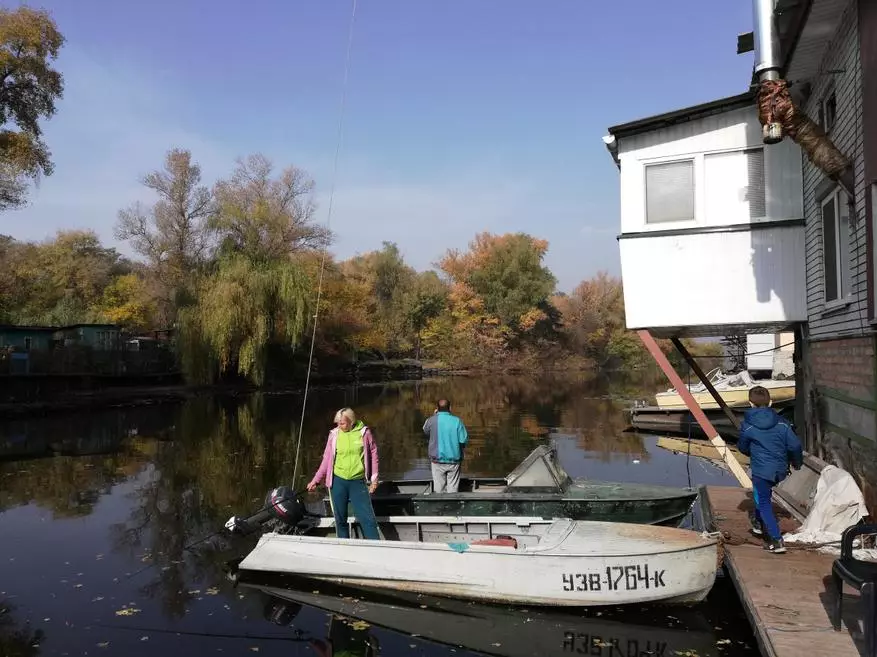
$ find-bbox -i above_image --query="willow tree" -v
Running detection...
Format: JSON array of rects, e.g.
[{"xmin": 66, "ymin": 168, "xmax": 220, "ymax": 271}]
[
  {"xmin": 179, "ymin": 255, "xmax": 311, "ymax": 384},
  {"xmin": 179, "ymin": 154, "xmax": 326, "ymax": 385}
]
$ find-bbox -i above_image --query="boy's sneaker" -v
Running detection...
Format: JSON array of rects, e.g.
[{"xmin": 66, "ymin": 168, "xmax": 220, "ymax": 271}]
[
  {"xmin": 748, "ymin": 511, "xmax": 763, "ymax": 536},
  {"xmin": 765, "ymin": 538, "xmax": 786, "ymax": 554}
]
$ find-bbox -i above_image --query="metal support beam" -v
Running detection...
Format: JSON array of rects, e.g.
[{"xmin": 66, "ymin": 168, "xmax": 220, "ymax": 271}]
[
  {"xmin": 638, "ymin": 330, "xmax": 752, "ymax": 489},
  {"xmin": 670, "ymin": 337, "xmax": 741, "ymax": 430}
]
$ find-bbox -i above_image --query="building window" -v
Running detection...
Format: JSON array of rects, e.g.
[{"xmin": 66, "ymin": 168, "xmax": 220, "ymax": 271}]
[
  {"xmin": 704, "ymin": 148, "xmax": 766, "ymax": 222},
  {"xmin": 821, "ymin": 188, "xmax": 851, "ymax": 304},
  {"xmin": 24, "ymin": 337, "xmax": 32, "ymax": 350},
  {"xmin": 820, "ymin": 91, "xmax": 837, "ymax": 133},
  {"xmin": 645, "ymin": 160, "xmax": 695, "ymax": 224}
]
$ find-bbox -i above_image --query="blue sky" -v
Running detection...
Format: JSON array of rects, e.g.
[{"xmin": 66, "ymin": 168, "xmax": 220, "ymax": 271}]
[{"xmin": 7, "ymin": 0, "xmax": 754, "ymax": 291}]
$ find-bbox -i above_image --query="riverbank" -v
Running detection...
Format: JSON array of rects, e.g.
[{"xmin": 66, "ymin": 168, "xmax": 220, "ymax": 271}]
[{"xmin": 0, "ymin": 360, "xmax": 435, "ymax": 420}]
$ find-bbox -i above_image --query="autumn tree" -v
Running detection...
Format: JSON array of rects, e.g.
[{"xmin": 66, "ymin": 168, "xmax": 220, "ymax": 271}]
[
  {"xmin": 115, "ymin": 148, "xmax": 214, "ymax": 323},
  {"xmin": 211, "ymin": 154, "xmax": 330, "ymax": 261},
  {"xmin": 555, "ymin": 271, "xmax": 635, "ymax": 368},
  {"xmin": 100, "ymin": 273, "xmax": 156, "ymax": 332},
  {"xmin": 442, "ymin": 232, "xmax": 556, "ymax": 332},
  {"xmin": 0, "ymin": 231, "xmax": 128, "ymax": 325},
  {"xmin": 423, "ymin": 232, "xmax": 557, "ymax": 366},
  {"xmin": 0, "ymin": 7, "xmax": 64, "ymax": 210}
]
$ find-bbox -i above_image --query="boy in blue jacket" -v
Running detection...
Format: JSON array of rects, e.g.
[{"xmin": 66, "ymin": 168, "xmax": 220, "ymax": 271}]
[{"xmin": 738, "ymin": 385, "xmax": 804, "ymax": 554}]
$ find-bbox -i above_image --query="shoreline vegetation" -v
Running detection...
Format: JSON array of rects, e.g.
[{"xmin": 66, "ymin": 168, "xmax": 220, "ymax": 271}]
[{"xmin": 1, "ymin": 150, "xmax": 723, "ymax": 404}]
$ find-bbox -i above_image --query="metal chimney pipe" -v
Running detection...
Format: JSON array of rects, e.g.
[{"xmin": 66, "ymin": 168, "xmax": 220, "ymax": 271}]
[{"xmin": 752, "ymin": 0, "xmax": 784, "ymax": 143}]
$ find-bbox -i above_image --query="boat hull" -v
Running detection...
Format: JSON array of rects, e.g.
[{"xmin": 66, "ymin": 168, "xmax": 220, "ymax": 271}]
[
  {"xmin": 323, "ymin": 480, "xmax": 699, "ymax": 527},
  {"xmin": 237, "ymin": 518, "xmax": 718, "ymax": 607},
  {"xmin": 654, "ymin": 383, "xmax": 795, "ymax": 410}
]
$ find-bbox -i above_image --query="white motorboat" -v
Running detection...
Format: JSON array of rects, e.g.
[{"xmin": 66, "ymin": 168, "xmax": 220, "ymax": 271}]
[{"xmin": 233, "ymin": 513, "xmax": 719, "ymax": 607}]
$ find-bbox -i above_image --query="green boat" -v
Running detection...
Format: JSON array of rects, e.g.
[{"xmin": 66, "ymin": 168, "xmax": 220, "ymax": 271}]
[{"xmin": 319, "ymin": 445, "xmax": 698, "ymax": 526}]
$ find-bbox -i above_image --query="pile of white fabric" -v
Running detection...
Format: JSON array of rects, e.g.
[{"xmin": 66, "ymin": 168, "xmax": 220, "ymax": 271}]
[{"xmin": 783, "ymin": 465, "xmax": 877, "ymax": 558}]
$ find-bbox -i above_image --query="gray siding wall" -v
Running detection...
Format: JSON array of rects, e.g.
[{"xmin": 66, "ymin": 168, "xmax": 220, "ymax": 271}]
[{"xmin": 803, "ymin": 0, "xmax": 870, "ymax": 338}]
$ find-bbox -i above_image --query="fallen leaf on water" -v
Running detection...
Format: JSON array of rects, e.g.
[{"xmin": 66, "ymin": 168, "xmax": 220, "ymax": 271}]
[
  {"xmin": 349, "ymin": 621, "xmax": 370, "ymax": 630},
  {"xmin": 249, "ymin": 648, "xmax": 259, "ymax": 652},
  {"xmin": 492, "ymin": 643, "xmax": 501, "ymax": 647},
  {"xmin": 97, "ymin": 642, "xmax": 109, "ymax": 648},
  {"xmin": 140, "ymin": 637, "xmax": 149, "ymax": 642},
  {"xmin": 91, "ymin": 597, "xmax": 104, "ymax": 602},
  {"xmin": 205, "ymin": 587, "xmax": 219, "ymax": 595},
  {"xmin": 115, "ymin": 608, "xmax": 141, "ymax": 616},
  {"xmin": 74, "ymin": 584, "xmax": 83, "ymax": 589},
  {"xmin": 419, "ymin": 605, "xmax": 427, "ymax": 609},
  {"xmin": 43, "ymin": 618, "xmax": 50, "ymax": 622},
  {"xmin": 717, "ymin": 639, "xmax": 731, "ymax": 645},
  {"xmin": 188, "ymin": 590, "xmax": 201, "ymax": 595}
]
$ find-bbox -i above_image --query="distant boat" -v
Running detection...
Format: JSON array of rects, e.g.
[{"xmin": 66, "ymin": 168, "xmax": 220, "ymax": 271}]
[
  {"xmin": 233, "ymin": 514, "xmax": 719, "ymax": 607},
  {"xmin": 319, "ymin": 445, "xmax": 698, "ymax": 527},
  {"xmin": 654, "ymin": 368, "xmax": 795, "ymax": 410},
  {"xmin": 240, "ymin": 575, "xmax": 723, "ymax": 657}
]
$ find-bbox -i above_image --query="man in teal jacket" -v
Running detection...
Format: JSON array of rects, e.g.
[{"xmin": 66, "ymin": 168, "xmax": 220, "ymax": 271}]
[{"xmin": 422, "ymin": 398, "xmax": 469, "ymax": 493}]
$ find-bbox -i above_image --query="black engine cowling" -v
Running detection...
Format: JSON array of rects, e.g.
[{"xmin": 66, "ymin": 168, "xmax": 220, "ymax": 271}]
[{"xmin": 225, "ymin": 486, "xmax": 308, "ymax": 535}]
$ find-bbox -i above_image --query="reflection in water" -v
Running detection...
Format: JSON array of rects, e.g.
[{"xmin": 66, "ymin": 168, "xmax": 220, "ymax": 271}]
[
  {"xmin": 0, "ymin": 375, "xmax": 752, "ymax": 656},
  {"xmin": 0, "ymin": 599, "xmax": 43, "ymax": 657},
  {"xmin": 244, "ymin": 573, "xmax": 735, "ymax": 657}
]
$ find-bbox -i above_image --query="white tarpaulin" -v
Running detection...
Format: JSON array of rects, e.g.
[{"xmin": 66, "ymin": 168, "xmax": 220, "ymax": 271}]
[{"xmin": 783, "ymin": 465, "xmax": 877, "ymax": 558}]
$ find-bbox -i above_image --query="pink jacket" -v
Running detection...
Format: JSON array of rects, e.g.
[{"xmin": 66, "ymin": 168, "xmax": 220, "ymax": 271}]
[{"xmin": 308, "ymin": 424, "xmax": 379, "ymax": 489}]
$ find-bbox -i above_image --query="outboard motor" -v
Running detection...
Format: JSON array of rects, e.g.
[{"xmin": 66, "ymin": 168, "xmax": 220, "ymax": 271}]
[{"xmin": 225, "ymin": 486, "xmax": 309, "ymax": 536}]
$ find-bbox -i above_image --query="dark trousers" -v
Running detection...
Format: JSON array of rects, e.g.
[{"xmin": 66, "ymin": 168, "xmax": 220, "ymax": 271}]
[
  {"xmin": 752, "ymin": 476, "xmax": 781, "ymax": 540},
  {"xmin": 329, "ymin": 475, "xmax": 380, "ymax": 540}
]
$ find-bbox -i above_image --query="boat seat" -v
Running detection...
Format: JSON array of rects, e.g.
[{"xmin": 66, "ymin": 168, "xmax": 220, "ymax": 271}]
[{"xmin": 471, "ymin": 535, "xmax": 518, "ymax": 549}]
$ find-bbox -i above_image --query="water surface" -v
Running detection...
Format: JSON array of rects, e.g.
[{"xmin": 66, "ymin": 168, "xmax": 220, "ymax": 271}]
[{"xmin": 0, "ymin": 376, "xmax": 756, "ymax": 656}]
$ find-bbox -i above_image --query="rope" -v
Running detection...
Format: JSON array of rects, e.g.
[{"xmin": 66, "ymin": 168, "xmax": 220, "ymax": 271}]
[{"xmin": 292, "ymin": 0, "xmax": 359, "ymax": 488}]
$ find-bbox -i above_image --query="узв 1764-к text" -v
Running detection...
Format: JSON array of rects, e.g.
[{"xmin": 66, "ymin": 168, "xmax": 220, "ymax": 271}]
[{"xmin": 562, "ymin": 564, "xmax": 666, "ymax": 592}]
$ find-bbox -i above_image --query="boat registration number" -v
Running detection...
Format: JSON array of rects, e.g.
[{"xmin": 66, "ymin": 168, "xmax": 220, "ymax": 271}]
[{"xmin": 561, "ymin": 564, "xmax": 666, "ymax": 592}]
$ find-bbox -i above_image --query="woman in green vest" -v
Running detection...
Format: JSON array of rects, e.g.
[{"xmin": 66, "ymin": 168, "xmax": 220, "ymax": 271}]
[{"xmin": 307, "ymin": 407, "xmax": 380, "ymax": 540}]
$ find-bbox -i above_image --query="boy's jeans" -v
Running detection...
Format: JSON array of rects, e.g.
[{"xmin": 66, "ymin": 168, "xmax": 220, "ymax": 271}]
[{"xmin": 752, "ymin": 476, "xmax": 781, "ymax": 540}]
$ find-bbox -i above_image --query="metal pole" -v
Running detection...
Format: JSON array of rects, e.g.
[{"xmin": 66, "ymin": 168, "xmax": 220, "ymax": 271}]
[
  {"xmin": 670, "ymin": 337, "xmax": 741, "ymax": 430},
  {"xmin": 638, "ymin": 330, "xmax": 752, "ymax": 489}
]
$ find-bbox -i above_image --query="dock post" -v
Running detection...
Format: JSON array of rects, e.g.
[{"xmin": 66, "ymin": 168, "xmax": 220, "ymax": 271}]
[
  {"xmin": 670, "ymin": 337, "xmax": 741, "ymax": 430},
  {"xmin": 637, "ymin": 330, "xmax": 752, "ymax": 489}
]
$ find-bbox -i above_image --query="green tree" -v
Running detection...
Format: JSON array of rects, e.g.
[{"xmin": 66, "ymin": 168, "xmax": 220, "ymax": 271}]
[
  {"xmin": 0, "ymin": 7, "xmax": 64, "ymax": 210},
  {"xmin": 178, "ymin": 255, "xmax": 311, "ymax": 385}
]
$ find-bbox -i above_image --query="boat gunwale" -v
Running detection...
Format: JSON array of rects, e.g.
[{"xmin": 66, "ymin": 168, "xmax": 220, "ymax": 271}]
[{"xmin": 245, "ymin": 516, "xmax": 720, "ymax": 559}]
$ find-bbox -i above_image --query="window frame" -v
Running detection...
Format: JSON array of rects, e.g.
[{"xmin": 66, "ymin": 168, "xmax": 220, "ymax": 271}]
[
  {"xmin": 821, "ymin": 187, "xmax": 852, "ymax": 308},
  {"xmin": 643, "ymin": 158, "xmax": 696, "ymax": 226}
]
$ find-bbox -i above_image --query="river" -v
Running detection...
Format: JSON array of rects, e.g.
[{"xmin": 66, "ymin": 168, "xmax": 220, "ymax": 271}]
[{"xmin": 0, "ymin": 375, "xmax": 757, "ymax": 657}]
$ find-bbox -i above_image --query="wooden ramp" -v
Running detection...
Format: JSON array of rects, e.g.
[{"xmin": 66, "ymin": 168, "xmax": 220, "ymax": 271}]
[{"xmin": 705, "ymin": 486, "xmax": 865, "ymax": 657}]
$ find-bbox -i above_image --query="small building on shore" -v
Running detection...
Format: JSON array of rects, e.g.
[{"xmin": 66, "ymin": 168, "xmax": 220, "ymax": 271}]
[{"xmin": 0, "ymin": 325, "xmax": 57, "ymax": 351}]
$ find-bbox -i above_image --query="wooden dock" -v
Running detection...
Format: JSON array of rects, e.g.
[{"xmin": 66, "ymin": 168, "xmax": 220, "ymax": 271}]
[{"xmin": 705, "ymin": 486, "xmax": 864, "ymax": 657}]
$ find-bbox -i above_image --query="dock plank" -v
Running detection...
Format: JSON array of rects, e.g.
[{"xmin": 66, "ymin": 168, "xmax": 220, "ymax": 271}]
[{"xmin": 707, "ymin": 486, "xmax": 864, "ymax": 657}]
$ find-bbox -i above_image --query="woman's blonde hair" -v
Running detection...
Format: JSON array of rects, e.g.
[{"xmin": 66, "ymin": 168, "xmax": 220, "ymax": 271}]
[
  {"xmin": 333, "ymin": 409, "xmax": 343, "ymax": 424},
  {"xmin": 337, "ymin": 407, "xmax": 357, "ymax": 425}
]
